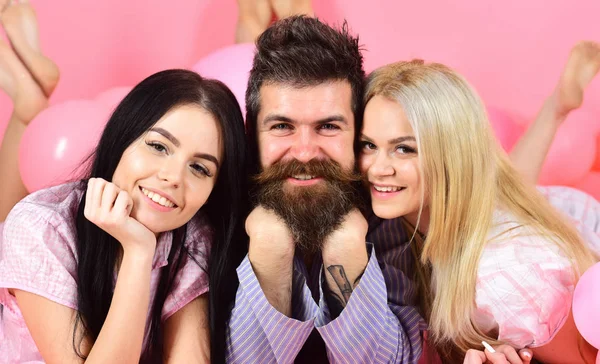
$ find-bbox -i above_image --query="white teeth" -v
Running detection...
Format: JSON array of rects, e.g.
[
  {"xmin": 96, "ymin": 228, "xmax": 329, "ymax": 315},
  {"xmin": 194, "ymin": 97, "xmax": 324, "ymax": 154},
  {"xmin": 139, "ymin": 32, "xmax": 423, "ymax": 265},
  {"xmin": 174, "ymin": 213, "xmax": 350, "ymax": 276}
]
[
  {"xmin": 141, "ymin": 188, "xmax": 175, "ymax": 208},
  {"xmin": 374, "ymin": 185, "xmax": 401, "ymax": 192},
  {"xmin": 293, "ymin": 174, "xmax": 315, "ymax": 181}
]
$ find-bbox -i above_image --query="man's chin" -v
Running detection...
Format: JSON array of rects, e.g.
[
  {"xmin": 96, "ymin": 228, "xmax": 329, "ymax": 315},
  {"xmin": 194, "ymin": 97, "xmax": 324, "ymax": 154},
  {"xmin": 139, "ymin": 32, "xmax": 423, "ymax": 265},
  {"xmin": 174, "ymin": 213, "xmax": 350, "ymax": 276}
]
[
  {"xmin": 259, "ymin": 188, "xmax": 356, "ymax": 254},
  {"xmin": 254, "ymin": 160, "xmax": 363, "ymax": 254}
]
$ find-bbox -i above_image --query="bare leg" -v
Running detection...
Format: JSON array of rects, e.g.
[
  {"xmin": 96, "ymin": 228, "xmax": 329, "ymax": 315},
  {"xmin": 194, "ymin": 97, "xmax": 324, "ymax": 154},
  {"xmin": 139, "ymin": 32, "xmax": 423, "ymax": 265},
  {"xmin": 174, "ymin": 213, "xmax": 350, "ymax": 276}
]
[
  {"xmin": 1, "ymin": 0, "xmax": 59, "ymax": 96},
  {"xmin": 0, "ymin": 39, "xmax": 42, "ymax": 221},
  {"xmin": 0, "ymin": 1, "xmax": 59, "ymax": 221},
  {"xmin": 0, "ymin": 118, "xmax": 27, "ymax": 222},
  {"xmin": 270, "ymin": 0, "xmax": 314, "ymax": 18},
  {"xmin": 235, "ymin": 0, "xmax": 272, "ymax": 44},
  {"xmin": 510, "ymin": 41, "xmax": 600, "ymax": 184}
]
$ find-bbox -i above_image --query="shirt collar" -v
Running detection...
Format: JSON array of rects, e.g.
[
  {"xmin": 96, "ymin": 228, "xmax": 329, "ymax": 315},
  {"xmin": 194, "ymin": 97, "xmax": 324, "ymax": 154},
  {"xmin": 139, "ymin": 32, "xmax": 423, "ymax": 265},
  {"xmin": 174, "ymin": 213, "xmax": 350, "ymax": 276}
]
[{"xmin": 152, "ymin": 230, "xmax": 173, "ymax": 269}]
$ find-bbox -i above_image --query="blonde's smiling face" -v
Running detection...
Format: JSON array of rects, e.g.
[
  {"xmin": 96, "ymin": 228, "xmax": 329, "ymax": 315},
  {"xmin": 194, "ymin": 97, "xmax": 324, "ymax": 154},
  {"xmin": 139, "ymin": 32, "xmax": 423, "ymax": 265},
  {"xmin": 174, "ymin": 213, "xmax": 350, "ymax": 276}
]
[
  {"xmin": 359, "ymin": 95, "xmax": 426, "ymax": 222},
  {"xmin": 112, "ymin": 105, "xmax": 222, "ymax": 233}
]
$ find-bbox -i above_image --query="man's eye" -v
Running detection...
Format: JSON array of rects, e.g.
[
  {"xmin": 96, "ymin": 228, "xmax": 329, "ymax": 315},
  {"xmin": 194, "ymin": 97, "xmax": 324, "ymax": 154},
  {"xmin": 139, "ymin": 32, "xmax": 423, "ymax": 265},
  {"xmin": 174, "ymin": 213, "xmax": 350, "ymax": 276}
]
[
  {"xmin": 272, "ymin": 123, "xmax": 291, "ymax": 130},
  {"xmin": 319, "ymin": 123, "xmax": 340, "ymax": 131}
]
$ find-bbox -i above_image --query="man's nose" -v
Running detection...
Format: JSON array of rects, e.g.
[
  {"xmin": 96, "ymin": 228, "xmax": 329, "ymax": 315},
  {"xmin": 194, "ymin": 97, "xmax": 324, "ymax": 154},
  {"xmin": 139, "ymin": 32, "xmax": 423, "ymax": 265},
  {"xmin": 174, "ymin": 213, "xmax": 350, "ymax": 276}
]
[{"xmin": 289, "ymin": 128, "xmax": 320, "ymax": 163}]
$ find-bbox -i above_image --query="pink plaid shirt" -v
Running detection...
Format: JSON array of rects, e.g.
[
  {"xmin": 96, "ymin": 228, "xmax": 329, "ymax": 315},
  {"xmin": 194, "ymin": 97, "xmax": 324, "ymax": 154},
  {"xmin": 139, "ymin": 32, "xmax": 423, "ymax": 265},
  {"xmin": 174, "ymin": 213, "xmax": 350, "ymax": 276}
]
[
  {"xmin": 474, "ymin": 186, "xmax": 600, "ymax": 349},
  {"xmin": 0, "ymin": 182, "xmax": 212, "ymax": 363}
]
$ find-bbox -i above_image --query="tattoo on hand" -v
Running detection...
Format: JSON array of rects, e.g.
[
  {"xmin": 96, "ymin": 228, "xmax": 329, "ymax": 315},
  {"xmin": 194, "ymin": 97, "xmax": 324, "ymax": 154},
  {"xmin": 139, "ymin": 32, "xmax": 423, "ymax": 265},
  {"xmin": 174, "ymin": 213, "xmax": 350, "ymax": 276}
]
[
  {"xmin": 327, "ymin": 265, "xmax": 353, "ymax": 303},
  {"xmin": 325, "ymin": 265, "xmax": 366, "ymax": 318}
]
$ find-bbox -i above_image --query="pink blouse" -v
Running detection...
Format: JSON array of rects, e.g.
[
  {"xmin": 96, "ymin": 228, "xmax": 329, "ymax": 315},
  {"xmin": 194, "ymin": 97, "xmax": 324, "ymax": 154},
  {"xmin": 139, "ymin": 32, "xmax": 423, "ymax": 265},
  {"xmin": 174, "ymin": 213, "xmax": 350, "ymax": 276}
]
[
  {"xmin": 474, "ymin": 186, "xmax": 600, "ymax": 349},
  {"xmin": 0, "ymin": 182, "xmax": 212, "ymax": 363}
]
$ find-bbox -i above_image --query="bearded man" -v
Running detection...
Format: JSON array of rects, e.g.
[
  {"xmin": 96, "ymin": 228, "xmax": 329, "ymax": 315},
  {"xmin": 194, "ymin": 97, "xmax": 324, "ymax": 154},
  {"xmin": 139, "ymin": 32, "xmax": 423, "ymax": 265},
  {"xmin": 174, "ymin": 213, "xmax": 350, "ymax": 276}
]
[{"xmin": 223, "ymin": 16, "xmax": 425, "ymax": 364}]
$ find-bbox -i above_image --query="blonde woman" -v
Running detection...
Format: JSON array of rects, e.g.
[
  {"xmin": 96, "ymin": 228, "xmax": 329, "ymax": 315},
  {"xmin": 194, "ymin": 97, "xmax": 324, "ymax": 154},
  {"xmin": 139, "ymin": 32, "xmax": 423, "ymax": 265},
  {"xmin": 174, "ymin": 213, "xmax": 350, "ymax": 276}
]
[{"xmin": 360, "ymin": 43, "xmax": 600, "ymax": 363}]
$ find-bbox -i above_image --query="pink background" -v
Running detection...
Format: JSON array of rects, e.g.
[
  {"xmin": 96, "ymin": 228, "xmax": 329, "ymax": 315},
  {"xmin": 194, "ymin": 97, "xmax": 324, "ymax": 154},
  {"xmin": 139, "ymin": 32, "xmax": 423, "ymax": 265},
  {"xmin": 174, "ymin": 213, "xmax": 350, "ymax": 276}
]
[
  {"xmin": 1, "ymin": 0, "xmax": 599, "ymax": 191},
  {"xmin": 1, "ymin": 0, "xmax": 599, "ymax": 119}
]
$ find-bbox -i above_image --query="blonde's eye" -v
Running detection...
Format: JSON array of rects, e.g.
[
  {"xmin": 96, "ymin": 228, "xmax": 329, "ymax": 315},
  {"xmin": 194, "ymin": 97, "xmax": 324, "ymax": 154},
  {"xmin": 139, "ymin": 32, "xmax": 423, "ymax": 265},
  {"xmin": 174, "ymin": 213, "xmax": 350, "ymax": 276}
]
[
  {"xmin": 395, "ymin": 145, "xmax": 417, "ymax": 154},
  {"xmin": 360, "ymin": 141, "xmax": 377, "ymax": 151}
]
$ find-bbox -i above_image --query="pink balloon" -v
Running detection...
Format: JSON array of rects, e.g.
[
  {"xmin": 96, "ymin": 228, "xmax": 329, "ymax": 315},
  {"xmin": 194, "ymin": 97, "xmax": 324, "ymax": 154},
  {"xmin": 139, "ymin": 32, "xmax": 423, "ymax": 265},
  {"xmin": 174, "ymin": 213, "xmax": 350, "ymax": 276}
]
[
  {"xmin": 19, "ymin": 100, "xmax": 109, "ymax": 192},
  {"xmin": 538, "ymin": 113, "xmax": 596, "ymax": 186},
  {"xmin": 575, "ymin": 172, "xmax": 600, "ymax": 200},
  {"xmin": 191, "ymin": 43, "xmax": 255, "ymax": 117},
  {"xmin": 487, "ymin": 106, "xmax": 525, "ymax": 152},
  {"xmin": 573, "ymin": 262, "xmax": 600, "ymax": 349},
  {"xmin": 95, "ymin": 86, "xmax": 133, "ymax": 110}
]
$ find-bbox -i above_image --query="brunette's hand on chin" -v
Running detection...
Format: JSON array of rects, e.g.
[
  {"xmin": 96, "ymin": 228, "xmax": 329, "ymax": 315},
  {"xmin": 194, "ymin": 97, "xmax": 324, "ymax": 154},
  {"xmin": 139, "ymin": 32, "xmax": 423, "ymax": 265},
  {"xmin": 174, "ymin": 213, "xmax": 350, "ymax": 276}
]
[
  {"xmin": 246, "ymin": 205, "xmax": 295, "ymax": 260},
  {"xmin": 84, "ymin": 178, "xmax": 157, "ymax": 257}
]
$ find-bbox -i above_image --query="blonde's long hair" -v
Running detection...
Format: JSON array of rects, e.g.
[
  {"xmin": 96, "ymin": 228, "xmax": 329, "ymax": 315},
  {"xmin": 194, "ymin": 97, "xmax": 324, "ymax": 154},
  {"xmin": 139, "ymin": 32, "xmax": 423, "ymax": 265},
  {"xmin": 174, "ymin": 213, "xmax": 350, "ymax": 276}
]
[{"xmin": 365, "ymin": 60, "xmax": 597, "ymax": 358}]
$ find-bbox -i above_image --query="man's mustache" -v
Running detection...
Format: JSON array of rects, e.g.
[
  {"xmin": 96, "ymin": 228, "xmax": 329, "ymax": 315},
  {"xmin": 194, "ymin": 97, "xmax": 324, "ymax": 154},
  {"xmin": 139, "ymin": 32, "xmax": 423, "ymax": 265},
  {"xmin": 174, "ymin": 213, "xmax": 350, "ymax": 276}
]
[{"xmin": 253, "ymin": 159, "xmax": 361, "ymax": 184}]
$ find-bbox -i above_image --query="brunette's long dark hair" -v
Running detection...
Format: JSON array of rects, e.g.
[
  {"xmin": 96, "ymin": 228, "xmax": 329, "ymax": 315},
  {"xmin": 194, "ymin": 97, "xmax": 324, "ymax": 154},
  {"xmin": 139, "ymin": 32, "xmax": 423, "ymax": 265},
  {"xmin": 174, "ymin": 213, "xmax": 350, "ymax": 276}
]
[{"xmin": 72, "ymin": 69, "xmax": 248, "ymax": 362}]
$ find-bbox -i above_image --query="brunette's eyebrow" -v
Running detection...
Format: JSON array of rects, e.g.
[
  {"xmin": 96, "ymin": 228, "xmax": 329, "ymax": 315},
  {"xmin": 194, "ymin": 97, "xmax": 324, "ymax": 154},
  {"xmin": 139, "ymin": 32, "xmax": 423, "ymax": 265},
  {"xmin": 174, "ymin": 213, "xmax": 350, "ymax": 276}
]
[
  {"xmin": 194, "ymin": 153, "xmax": 219, "ymax": 169},
  {"xmin": 151, "ymin": 127, "xmax": 220, "ymax": 168},
  {"xmin": 150, "ymin": 127, "xmax": 180, "ymax": 147}
]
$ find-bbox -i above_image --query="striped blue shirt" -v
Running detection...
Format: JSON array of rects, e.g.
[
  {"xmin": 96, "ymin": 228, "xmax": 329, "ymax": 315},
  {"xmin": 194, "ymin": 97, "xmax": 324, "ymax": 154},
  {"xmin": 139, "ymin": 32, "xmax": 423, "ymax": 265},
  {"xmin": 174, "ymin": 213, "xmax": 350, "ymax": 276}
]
[{"xmin": 226, "ymin": 216, "xmax": 426, "ymax": 363}]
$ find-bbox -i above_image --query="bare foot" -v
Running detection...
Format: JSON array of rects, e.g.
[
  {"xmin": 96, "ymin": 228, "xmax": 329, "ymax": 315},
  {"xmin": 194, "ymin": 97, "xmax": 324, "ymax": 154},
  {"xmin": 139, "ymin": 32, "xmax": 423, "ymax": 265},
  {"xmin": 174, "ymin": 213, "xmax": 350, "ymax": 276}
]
[
  {"xmin": 552, "ymin": 41, "xmax": 600, "ymax": 117},
  {"xmin": 270, "ymin": 0, "xmax": 314, "ymax": 19},
  {"xmin": 236, "ymin": 20, "xmax": 269, "ymax": 44},
  {"xmin": 0, "ymin": 0, "xmax": 9, "ymax": 12},
  {"xmin": 0, "ymin": 38, "xmax": 47, "ymax": 123},
  {"xmin": 236, "ymin": 0, "xmax": 272, "ymax": 43},
  {"xmin": 1, "ymin": 0, "xmax": 59, "ymax": 97}
]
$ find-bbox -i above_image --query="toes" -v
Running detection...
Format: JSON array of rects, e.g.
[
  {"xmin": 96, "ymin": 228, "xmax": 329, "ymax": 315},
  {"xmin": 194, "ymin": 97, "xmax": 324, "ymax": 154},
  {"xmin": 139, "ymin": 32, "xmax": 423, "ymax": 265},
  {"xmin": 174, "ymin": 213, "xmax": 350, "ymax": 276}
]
[{"xmin": 581, "ymin": 41, "xmax": 600, "ymax": 56}]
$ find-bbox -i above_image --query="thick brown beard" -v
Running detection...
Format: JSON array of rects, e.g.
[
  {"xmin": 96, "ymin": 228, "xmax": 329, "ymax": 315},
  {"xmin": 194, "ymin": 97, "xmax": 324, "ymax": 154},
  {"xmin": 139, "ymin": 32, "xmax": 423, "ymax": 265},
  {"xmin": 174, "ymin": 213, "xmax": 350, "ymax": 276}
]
[{"xmin": 253, "ymin": 159, "xmax": 363, "ymax": 254}]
